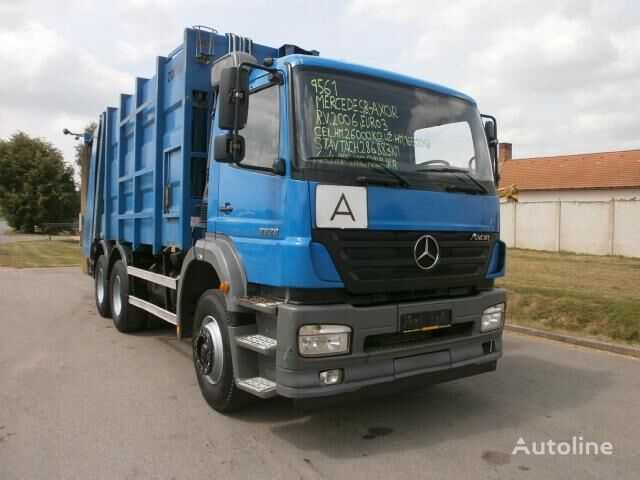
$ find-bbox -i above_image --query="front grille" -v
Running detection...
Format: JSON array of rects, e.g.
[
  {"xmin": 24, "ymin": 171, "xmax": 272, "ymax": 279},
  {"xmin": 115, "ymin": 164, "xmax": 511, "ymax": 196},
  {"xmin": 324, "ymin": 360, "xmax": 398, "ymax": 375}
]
[
  {"xmin": 312, "ymin": 230, "xmax": 496, "ymax": 294},
  {"xmin": 363, "ymin": 322, "xmax": 474, "ymax": 353}
]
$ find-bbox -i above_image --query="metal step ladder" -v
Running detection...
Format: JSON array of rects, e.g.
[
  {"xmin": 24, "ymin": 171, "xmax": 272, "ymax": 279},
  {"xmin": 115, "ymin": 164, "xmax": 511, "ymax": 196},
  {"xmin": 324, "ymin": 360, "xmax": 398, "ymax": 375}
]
[
  {"xmin": 236, "ymin": 377, "xmax": 276, "ymax": 398},
  {"xmin": 235, "ymin": 296, "xmax": 282, "ymax": 315},
  {"xmin": 232, "ymin": 304, "xmax": 279, "ymax": 398},
  {"xmin": 236, "ymin": 334, "xmax": 277, "ymax": 356},
  {"xmin": 234, "ymin": 333, "xmax": 278, "ymax": 397}
]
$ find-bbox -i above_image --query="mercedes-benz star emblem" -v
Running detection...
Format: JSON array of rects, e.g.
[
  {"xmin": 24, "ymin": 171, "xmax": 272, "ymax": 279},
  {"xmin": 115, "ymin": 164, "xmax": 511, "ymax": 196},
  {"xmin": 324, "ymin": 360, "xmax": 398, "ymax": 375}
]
[{"xmin": 414, "ymin": 235, "xmax": 440, "ymax": 270}]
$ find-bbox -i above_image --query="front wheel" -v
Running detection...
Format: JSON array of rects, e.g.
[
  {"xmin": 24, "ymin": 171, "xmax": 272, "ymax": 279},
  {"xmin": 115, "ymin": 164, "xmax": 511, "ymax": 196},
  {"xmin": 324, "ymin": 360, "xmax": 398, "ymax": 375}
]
[
  {"xmin": 109, "ymin": 260, "xmax": 144, "ymax": 333},
  {"xmin": 192, "ymin": 290, "xmax": 254, "ymax": 412}
]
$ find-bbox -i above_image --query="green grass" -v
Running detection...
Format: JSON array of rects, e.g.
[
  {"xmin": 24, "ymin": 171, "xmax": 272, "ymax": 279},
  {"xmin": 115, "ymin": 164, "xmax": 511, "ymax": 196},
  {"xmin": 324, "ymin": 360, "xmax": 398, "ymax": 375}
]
[
  {"xmin": 3, "ymin": 229, "xmax": 73, "ymax": 237},
  {"xmin": 497, "ymin": 249, "xmax": 640, "ymax": 347},
  {"xmin": 0, "ymin": 240, "xmax": 81, "ymax": 268},
  {"xmin": 2, "ymin": 229, "xmax": 40, "ymax": 237}
]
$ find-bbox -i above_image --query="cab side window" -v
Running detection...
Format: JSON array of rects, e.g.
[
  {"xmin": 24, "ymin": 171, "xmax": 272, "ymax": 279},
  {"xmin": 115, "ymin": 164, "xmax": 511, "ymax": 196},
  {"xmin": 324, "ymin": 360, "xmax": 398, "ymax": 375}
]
[{"xmin": 242, "ymin": 85, "xmax": 279, "ymax": 170}]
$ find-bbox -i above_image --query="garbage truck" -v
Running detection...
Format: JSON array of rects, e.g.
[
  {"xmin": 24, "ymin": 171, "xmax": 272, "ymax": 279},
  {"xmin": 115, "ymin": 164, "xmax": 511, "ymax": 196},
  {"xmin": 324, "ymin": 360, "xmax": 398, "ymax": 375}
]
[{"xmin": 82, "ymin": 26, "xmax": 507, "ymax": 412}]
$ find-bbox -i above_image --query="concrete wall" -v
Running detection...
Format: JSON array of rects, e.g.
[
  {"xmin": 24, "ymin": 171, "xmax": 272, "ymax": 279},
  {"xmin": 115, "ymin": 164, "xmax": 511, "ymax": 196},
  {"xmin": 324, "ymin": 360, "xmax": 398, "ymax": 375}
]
[
  {"xmin": 501, "ymin": 202, "xmax": 516, "ymax": 246},
  {"xmin": 559, "ymin": 202, "xmax": 611, "ymax": 255},
  {"xmin": 613, "ymin": 200, "xmax": 640, "ymax": 257},
  {"xmin": 514, "ymin": 202, "xmax": 560, "ymax": 251},
  {"xmin": 500, "ymin": 198, "xmax": 640, "ymax": 257}
]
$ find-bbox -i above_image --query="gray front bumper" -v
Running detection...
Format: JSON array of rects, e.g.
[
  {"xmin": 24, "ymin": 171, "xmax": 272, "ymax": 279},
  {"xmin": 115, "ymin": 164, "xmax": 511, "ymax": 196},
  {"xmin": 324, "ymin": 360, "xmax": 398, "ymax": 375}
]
[{"xmin": 274, "ymin": 289, "xmax": 506, "ymax": 398}]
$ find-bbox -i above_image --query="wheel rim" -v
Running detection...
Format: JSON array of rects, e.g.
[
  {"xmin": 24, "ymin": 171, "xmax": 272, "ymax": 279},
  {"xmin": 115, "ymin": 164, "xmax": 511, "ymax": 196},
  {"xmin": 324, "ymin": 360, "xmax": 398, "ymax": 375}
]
[
  {"xmin": 194, "ymin": 315, "xmax": 224, "ymax": 385},
  {"xmin": 112, "ymin": 275, "xmax": 122, "ymax": 317},
  {"xmin": 96, "ymin": 266, "xmax": 105, "ymax": 304}
]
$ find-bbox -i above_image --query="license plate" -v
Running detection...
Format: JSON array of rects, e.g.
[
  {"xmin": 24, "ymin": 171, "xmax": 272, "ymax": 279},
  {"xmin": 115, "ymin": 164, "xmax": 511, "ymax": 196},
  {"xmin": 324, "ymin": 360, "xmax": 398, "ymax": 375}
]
[{"xmin": 401, "ymin": 309, "xmax": 452, "ymax": 333}]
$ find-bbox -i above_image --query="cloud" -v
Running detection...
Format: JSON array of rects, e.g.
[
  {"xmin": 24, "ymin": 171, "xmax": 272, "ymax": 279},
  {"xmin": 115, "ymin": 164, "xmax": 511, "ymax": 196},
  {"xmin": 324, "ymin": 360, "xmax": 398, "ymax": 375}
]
[
  {"xmin": 0, "ymin": 0, "xmax": 638, "ymax": 167},
  {"xmin": 0, "ymin": 21, "xmax": 131, "ymax": 167},
  {"xmin": 345, "ymin": 0, "xmax": 640, "ymax": 157}
]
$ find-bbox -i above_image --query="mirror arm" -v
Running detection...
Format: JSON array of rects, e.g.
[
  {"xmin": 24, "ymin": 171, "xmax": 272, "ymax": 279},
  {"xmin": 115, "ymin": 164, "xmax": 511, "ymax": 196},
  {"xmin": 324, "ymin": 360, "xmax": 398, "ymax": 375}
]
[{"xmin": 231, "ymin": 66, "xmax": 243, "ymax": 162}]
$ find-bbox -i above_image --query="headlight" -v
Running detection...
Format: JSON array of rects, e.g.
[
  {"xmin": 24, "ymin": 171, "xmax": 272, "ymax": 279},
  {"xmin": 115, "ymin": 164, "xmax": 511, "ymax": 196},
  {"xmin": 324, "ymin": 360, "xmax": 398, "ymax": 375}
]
[
  {"xmin": 298, "ymin": 325, "xmax": 351, "ymax": 357},
  {"xmin": 481, "ymin": 303, "xmax": 506, "ymax": 332}
]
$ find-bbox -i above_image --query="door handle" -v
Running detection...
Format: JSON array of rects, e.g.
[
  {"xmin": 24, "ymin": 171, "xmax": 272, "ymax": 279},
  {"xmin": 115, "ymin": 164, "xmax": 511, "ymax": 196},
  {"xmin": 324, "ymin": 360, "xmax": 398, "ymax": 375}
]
[{"xmin": 219, "ymin": 202, "xmax": 233, "ymax": 214}]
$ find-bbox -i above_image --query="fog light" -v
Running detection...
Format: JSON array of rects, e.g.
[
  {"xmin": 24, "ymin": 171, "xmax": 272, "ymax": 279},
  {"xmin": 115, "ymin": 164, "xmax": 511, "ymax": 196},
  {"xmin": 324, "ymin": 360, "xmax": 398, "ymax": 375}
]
[
  {"xmin": 481, "ymin": 303, "xmax": 506, "ymax": 332},
  {"xmin": 319, "ymin": 369, "xmax": 343, "ymax": 385},
  {"xmin": 298, "ymin": 325, "xmax": 351, "ymax": 357}
]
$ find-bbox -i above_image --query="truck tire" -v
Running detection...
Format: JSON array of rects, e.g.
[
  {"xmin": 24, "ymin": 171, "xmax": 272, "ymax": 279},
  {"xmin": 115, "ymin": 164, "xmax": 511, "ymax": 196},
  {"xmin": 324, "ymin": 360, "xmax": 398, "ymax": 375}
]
[
  {"xmin": 95, "ymin": 255, "xmax": 111, "ymax": 318},
  {"xmin": 109, "ymin": 260, "xmax": 144, "ymax": 333},
  {"xmin": 192, "ymin": 290, "xmax": 255, "ymax": 412}
]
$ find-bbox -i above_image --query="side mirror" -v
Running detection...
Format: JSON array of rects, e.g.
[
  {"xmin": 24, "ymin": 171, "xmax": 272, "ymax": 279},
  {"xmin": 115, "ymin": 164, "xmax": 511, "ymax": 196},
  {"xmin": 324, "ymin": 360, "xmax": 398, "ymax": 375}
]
[
  {"xmin": 214, "ymin": 133, "xmax": 245, "ymax": 163},
  {"xmin": 481, "ymin": 114, "xmax": 499, "ymax": 186},
  {"xmin": 484, "ymin": 120, "xmax": 496, "ymax": 142},
  {"xmin": 272, "ymin": 158, "xmax": 286, "ymax": 175},
  {"xmin": 217, "ymin": 66, "xmax": 250, "ymax": 131}
]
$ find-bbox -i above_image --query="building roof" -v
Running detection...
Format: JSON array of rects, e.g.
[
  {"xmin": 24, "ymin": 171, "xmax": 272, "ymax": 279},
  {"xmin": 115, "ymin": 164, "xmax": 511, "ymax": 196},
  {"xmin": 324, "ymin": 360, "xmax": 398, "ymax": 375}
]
[{"xmin": 499, "ymin": 149, "xmax": 640, "ymax": 191}]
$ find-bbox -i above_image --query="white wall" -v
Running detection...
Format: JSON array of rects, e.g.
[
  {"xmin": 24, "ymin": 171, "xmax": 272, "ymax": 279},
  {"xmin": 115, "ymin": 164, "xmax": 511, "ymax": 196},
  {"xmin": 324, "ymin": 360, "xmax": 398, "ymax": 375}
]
[
  {"xmin": 500, "ymin": 198, "xmax": 640, "ymax": 257},
  {"xmin": 613, "ymin": 200, "xmax": 640, "ymax": 257},
  {"xmin": 501, "ymin": 202, "xmax": 516, "ymax": 246},
  {"xmin": 514, "ymin": 202, "xmax": 559, "ymax": 251},
  {"xmin": 559, "ymin": 202, "xmax": 610, "ymax": 255}
]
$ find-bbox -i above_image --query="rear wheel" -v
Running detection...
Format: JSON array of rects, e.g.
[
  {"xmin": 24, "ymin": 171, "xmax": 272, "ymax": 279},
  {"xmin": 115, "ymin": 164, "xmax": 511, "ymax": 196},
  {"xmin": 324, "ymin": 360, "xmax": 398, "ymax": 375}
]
[
  {"xmin": 109, "ymin": 260, "xmax": 144, "ymax": 333},
  {"xmin": 94, "ymin": 255, "xmax": 111, "ymax": 318},
  {"xmin": 192, "ymin": 290, "xmax": 254, "ymax": 412}
]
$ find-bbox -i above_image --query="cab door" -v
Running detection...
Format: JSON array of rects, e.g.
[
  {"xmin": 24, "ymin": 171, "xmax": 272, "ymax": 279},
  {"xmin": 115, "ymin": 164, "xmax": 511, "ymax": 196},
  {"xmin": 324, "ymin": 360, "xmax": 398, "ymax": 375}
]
[{"xmin": 212, "ymin": 72, "xmax": 285, "ymax": 269}]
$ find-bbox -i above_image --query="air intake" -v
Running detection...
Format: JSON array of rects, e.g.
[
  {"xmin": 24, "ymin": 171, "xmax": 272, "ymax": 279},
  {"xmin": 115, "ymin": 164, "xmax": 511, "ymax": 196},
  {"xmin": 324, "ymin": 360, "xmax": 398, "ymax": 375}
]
[
  {"xmin": 226, "ymin": 33, "xmax": 253, "ymax": 54},
  {"xmin": 278, "ymin": 44, "xmax": 319, "ymax": 57}
]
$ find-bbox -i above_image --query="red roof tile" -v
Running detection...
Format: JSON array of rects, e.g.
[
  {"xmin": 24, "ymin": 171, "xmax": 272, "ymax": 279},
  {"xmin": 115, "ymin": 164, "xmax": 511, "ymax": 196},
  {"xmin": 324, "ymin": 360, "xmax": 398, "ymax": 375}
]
[{"xmin": 499, "ymin": 149, "xmax": 640, "ymax": 190}]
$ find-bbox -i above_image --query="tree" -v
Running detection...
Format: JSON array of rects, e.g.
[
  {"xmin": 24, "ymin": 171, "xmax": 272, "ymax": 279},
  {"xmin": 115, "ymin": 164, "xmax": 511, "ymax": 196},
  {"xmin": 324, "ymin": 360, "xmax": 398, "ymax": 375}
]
[{"xmin": 0, "ymin": 132, "xmax": 79, "ymax": 232}]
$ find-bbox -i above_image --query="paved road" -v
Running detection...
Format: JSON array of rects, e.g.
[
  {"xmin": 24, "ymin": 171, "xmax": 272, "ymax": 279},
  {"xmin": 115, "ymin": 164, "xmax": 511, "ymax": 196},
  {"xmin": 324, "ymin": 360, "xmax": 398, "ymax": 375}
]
[
  {"xmin": 0, "ymin": 218, "xmax": 78, "ymax": 243},
  {"xmin": 1, "ymin": 268, "xmax": 638, "ymax": 480}
]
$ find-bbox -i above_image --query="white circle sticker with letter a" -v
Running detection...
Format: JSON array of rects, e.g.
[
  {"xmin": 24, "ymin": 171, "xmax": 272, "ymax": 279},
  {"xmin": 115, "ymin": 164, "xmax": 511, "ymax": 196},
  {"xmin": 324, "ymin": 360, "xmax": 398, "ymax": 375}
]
[{"xmin": 316, "ymin": 185, "xmax": 368, "ymax": 229}]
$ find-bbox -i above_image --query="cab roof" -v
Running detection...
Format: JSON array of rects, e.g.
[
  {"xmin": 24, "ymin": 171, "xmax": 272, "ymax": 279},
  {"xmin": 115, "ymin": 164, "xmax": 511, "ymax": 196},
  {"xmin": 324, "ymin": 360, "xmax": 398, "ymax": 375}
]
[{"xmin": 277, "ymin": 54, "xmax": 477, "ymax": 105}]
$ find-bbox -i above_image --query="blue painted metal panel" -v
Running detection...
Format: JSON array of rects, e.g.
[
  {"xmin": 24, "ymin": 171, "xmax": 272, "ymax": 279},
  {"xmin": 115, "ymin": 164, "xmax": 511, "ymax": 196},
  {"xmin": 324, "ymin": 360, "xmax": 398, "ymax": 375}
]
[
  {"xmin": 206, "ymin": 48, "xmax": 500, "ymax": 289},
  {"xmin": 220, "ymin": 176, "xmax": 343, "ymax": 289},
  {"xmin": 82, "ymin": 116, "xmax": 101, "ymax": 257},
  {"xmin": 308, "ymin": 183, "xmax": 500, "ymax": 232},
  {"xmin": 486, "ymin": 240, "xmax": 506, "ymax": 279},
  {"xmin": 85, "ymin": 27, "xmax": 280, "ymax": 254},
  {"xmin": 209, "ymin": 69, "xmax": 343, "ymax": 288},
  {"xmin": 83, "ymin": 26, "xmax": 502, "ymax": 293}
]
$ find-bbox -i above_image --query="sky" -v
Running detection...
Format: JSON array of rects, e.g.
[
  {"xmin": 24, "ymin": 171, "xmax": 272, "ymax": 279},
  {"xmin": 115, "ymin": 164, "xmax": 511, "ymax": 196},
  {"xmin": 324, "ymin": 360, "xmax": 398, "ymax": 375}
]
[{"xmin": 1, "ymin": 0, "xmax": 639, "ymax": 172}]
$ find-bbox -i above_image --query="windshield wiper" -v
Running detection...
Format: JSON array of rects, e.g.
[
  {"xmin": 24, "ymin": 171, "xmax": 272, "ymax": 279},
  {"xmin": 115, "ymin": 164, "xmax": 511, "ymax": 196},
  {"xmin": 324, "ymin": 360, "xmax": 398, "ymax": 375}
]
[
  {"xmin": 356, "ymin": 175, "xmax": 402, "ymax": 187},
  {"xmin": 308, "ymin": 156, "xmax": 411, "ymax": 188},
  {"xmin": 414, "ymin": 166, "xmax": 488, "ymax": 194}
]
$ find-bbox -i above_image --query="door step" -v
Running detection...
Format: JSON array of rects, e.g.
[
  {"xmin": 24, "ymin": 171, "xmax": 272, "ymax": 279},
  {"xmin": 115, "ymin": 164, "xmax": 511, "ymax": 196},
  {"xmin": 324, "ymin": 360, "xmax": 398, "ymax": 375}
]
[
  {"xmin": 237, "ymin": 377, "xmax": 277, "ymax": 398},
  {"xmin": 235, "ymin": 296, "xmax": 282, "ymax": 315},
  {"xmin": 236, "ymin": 334, "xmax": 277, "ymax": 356}
]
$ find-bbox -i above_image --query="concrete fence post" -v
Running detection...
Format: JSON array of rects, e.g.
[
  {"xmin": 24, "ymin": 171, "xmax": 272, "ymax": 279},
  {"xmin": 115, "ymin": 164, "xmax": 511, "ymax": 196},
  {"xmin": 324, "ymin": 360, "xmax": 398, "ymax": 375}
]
[
  {"xmin": 557, "ymin": 201, "xmax": 562, "ymax": 252},
  {"xmin": 609, "ymin": 200, "xmax": 616, "ymax": 256},
  {"xmin": 513, "ymin": 201, "xmax": 518, "ymax": 248}
]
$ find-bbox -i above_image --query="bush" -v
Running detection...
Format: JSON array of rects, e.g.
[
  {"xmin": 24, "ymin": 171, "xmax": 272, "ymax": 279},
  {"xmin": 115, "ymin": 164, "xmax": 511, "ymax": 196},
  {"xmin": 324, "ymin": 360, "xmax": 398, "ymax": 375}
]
[{"xmin": 0, "ymin": 132, "xmax": 79, "ymax": 233}]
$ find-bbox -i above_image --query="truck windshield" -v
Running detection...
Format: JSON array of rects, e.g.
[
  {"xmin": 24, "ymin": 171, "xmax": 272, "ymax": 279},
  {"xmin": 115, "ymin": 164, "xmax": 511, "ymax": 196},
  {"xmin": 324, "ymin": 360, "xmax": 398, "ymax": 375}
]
[{"xmin": 293, "ymin": 69, "xmax": 495, "ymax": 192}]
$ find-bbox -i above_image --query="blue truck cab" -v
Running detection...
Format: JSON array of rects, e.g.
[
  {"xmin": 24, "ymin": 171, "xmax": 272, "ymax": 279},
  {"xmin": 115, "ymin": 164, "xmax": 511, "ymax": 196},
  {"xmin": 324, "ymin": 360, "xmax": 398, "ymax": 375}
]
[{"xmin": 83, "ymin": 27, "xmax": 507, "ymax": 411}]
